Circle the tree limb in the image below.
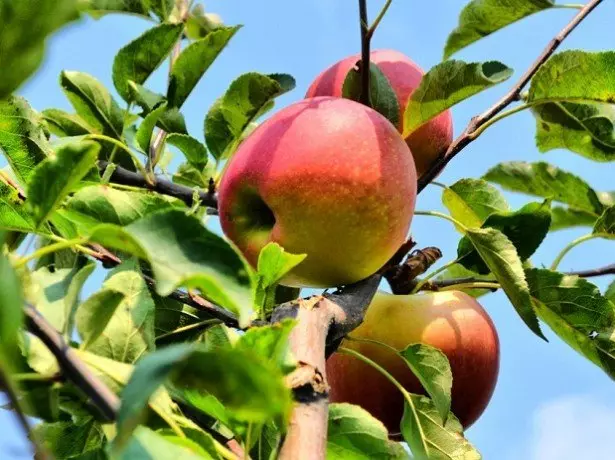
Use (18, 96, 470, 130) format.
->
(358, 0, 371, 106)
(417, 0, 605, 193)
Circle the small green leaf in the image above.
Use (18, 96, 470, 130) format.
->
(0, 96, 51, 183)
(236, 319, 296, 373)
(594, 206, 615, 238)
(342, 62, 400, 127)
(81, 0, 150, 18)
(400, 344, 452, 423)
(527, 269, 615, 379)
(75, 289, 126, 349)
(0, 182, 36, 232)
(113, 24, 184, 102)
(60, 71, 125, 139)
(43, 109, 97, 137)
(115, 426, 206, 460)
(149, 0, 174, 21)
(442, 178, 509, 229)
(550, 207, 598, 231)
(403, 60, 512, 137)
(85, 209, 254, 326)
(444, 0, 553, 58)
(529, 51, 615, 106)
(0, 250, 24, 363)
(168, 26, 240, 108)
(185, 5, 224, 40)
(135, 103, 168, 152)
(205, 72, 295, 161)
(401, 395, 481, 460)
(327, 403, 410, 460)
(167, 133, 209, 170)
(129, 82, 166, 113)
(153, 292, 215, 344)
(484, 161, 604, 213)
(606, 281, 615, 304)
(28, 141, 100, 227)
(465, 227, 545, 340)
(34, 418, 105, 458)
(172, 162, 214, 189)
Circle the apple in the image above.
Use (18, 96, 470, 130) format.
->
(326, 290, 499, 435)
(306, 49, 453, 177)
(218, 96, 417, 288)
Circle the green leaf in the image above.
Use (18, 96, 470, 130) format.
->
(529, 51, 615, 106)
(60, 71, 125, 139)
(27, 141, 100, 227)
(0, 250, 24, 363)
(153, 291, 215, 344)
(75, 289, 126, 349)
(444, 0, 553, 58)
(43, 109, 97, 137)
(435, 263, 495, 298)
(401, 395, 481, 460)
(0, 0, 79, 97)
(113, 24, 184, 102)
(34, 418, 105, 458)
(185, 5, 224, 40)
(594, 206, 615, 238)
(81, 0, 150, 18)
(168, 26, 240, 108)
(81, 261, 156, 363)
(0, 96, 51, 183)
(400, 344, 452, 423)
(167, 134, 209, 170)
(172, 162, 214, 189)
(235, 319, 296, 373)
(458, 201, 552, 273)
(115, 426, 206, 460)
(327, 403, 410, 460)
(149, 0, 174, 21)
(442, 179, 509, 229)
(606, 281, 615, 304)
(526, 269, 615, 379)
(85, 209, 254, 326)
(403, 60, 512, 137)
(550, 207, 599, 231)
(0, 182, 36, 232)
(205, 72, 295, 161)
(532, 102, 615, 162)
(464, 227, 545, 340)
(342, 62, 400, 127)
(129, 82, 166, 113)
(135, 103, 168, 152)
(484, 161, 604, 213)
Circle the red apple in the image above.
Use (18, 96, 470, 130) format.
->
(326, 290, 500, 436)
(218, 97, 417, 288)
(306, 49, 453, 177)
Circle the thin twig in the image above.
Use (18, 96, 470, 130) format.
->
(417, 0, 604, 193)
(358, 0, 371, 106)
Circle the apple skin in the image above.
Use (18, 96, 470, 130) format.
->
(326, 290, 499, 436)
(218, 96, 417, 288)
(305, 49, 453, 177)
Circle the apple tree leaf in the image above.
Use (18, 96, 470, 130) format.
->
(0, 249, 24, 364)
(75, 289, 126, 350)
(594, 206, 615, 238)
(33, 417, 105, 458)
(0, 182, 36, 233)
(435, 263, 495, 298)
(81, 0, 150, 18)
(550, 207, 599, 231)
(235, 319, 297, 374)
(167, 133, 209, 170)
(135, 103, 169, 152)
(403, 60, 512, 137)
(606, 281, 615, 305)
(442, 178, 509, 229)
(43, 109, 98, 137)
(115, 426, 208, 460)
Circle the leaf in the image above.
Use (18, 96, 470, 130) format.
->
(401, 395, 481, 460)
(606, 281, 615, 304)
(327, 403, 409, 460)
(27, 141, 100, 227)
(135, 103, 168, 152)
(444, 0, 553, 58)
(75, 289, 126, 349)
(403, 60, 512, 137)
(0, 182, 36, 232)
(0, 96, 51, 183)
(400, 344, 452, 423)
(529, 51, 615, 105)
(0, 250, 24, 363)
(34, 418, 105, 458)
(526, 269, 615, 379)
(60, 71, 125, 139)
(172, 162, 214, 189)
(86, 209, 254, 326)
(167, 26, 240, 108)
(484, 161, 604, 213)
(342, 62, 400, 127)
(149, 0, 174, 21)
(435, 263, 495, 298)
(464, 227, 545, 340)
(81, 261, 156, 363)
(115, 426, 206, 460)
(113, 24, 184, 102)
(185, 5, 224, 40)
(235, 319, 296, 373)
(532, 102, 615, 162)
(81, 0, 150, 18)
(167, 133, 209, 170)
(0, 0, 78, 97)
(550, 207, 598, 231)
(153, 291, 215, 344)
(43, 109, 97, 137)
(205, 72, 295, 161)
(442, 179, 509, 229)
(458, 201, 552, 273)
(594, 206, 615, 238)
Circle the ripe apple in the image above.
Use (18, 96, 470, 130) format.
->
(326, 290, 499, 435)
(218, 96, 417, 288)
(306, 49, 453, 177)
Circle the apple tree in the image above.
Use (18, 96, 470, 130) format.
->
(0, 0, 614, 458)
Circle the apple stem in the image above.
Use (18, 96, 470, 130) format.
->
(358, 0, 371, 106)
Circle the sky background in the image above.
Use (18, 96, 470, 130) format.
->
(2, 1, 615, 458)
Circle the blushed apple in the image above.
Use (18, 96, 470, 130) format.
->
(218, 97, 417, 288)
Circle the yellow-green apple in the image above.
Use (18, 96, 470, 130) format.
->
(306, 49, 453, 177)
(326, 290, 499, 435)
(218, 96, 417, 288)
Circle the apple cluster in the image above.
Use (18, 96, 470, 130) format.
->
(218, 50, 499, 436)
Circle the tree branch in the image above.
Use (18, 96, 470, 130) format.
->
(358, 0, 371, 106)
(417, 0, 604, 193)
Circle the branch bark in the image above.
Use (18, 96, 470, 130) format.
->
(358, 0, 371, 106)
(417, 0, 605, 193)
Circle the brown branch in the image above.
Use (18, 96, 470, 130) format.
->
(417, 0, 604, 193)
(358, 0, 371, 106)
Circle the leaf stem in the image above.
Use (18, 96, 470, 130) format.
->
(367, 0, 394, 39)
(468, 103, 533, 140)
(84, 134, 151, 182)
(14, 237, 87, 268)
(438, 282, 500, 292)
(554, 3, 585, 9)
(551, 233, 599, 270)
(413, 210, 469, 232)
(411, 259, 460, 294)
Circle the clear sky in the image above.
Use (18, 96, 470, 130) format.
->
(3, 1, 615, 458)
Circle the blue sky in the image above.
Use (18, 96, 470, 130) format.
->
(3, 1, 615, 458)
